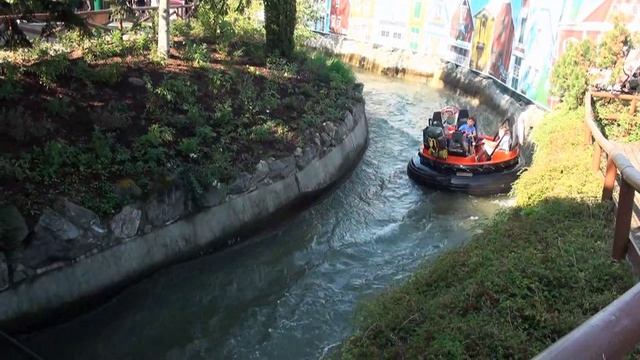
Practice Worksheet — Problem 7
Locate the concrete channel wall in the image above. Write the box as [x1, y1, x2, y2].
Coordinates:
[0, 101, 369, 332]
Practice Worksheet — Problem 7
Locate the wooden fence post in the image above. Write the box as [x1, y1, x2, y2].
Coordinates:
[602, 157, 617, 201]
[612, 178, 636, 260]
[631, 98, 637, 116]
[592, 143, 602, 172]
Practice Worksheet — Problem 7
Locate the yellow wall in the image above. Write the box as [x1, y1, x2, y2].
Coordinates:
[470, 12, 494, 72]
[349, 0, 376, 42]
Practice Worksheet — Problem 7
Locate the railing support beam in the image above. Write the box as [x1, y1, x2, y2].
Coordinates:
[592, 143, 602, 172]
[612, 179, 635, 261]
[602, 157, 617, 201]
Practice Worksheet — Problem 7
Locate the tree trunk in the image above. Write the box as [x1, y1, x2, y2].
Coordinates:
[263, 0, 296, 59]
[157, 0, 170, 58]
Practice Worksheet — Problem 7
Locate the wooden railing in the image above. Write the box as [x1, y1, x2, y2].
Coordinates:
[536, 91, 640, 359]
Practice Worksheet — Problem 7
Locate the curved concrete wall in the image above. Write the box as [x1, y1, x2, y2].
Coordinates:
[0, 102, 368, 331]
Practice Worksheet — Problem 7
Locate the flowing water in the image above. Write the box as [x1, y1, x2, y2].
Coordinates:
[19, 72, 512, 360]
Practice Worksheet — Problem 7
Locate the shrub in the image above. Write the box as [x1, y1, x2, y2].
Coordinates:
[596, 17, 633, 84]
[550, 40, 593, 109]
[73, 61, 122, 85]
[46, 96, 73, 119]
[93, 102, 132, 130]
[0, 62, 22, 100]
[172, 19, 193, 38]
[30, 53, 70, 87]
[183, 41, 210, 67]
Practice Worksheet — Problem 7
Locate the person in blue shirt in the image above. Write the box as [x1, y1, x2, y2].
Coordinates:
[458, 117, 477, 136]
[458, 117, 477, 154]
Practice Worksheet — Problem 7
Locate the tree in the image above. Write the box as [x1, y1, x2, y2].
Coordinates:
[596, 17, 633, 85]
[550, 40, 593, 109]
[157, 0, 170, 58]
[263, 0, 296, 59]
[111, 0, 135, 31]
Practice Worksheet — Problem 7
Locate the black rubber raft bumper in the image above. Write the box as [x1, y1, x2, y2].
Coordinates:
[407, 153, 524, 196]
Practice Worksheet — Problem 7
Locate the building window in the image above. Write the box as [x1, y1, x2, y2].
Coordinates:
[511, 56, 522, 89]
[393, 32, 402, 39]
[381, 30, 390, 37]
[413, 1, 422, 18]
[411, 27, 419, 34]
[518, 18, 527, 44]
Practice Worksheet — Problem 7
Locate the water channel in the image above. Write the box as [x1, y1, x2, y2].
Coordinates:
[19, 72, 511, 360]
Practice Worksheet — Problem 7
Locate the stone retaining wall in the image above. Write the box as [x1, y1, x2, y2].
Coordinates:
[0, 99, 368, 332]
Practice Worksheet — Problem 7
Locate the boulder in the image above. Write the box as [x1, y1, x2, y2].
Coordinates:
[344, 111, 355, 130]
[144, 185, 186, 227]
[22, 228, 75, 268]
[0, 204, 28, 251]
[113, 178, 143, 200]
[37, 208, 81, 241]
[128, 77, 145, 87]
[54, 198, 106, 235]
[296, 146, 318, 170]
[228, 172, 252, 195]
[110, 205, 142, 239]
[252, 160, 270, 184]
[323, 121, 337, 139]
[11, 263, 32, 284]
[268, 156, 296, 180]
[197, 185, 228, 208]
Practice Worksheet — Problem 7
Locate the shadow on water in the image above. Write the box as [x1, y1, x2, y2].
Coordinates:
[16, 72, 512, 360]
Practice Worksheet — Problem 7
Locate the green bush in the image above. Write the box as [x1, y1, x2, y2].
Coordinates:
[550, 40, 593, 109]
[0, 62, 22, 100]
[172, 18, 193, 38]
[29, 53, 70, 87]
[184, 41, 210, 67]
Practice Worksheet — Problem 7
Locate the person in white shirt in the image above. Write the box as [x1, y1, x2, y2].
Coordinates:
[483, 123, 511, 155]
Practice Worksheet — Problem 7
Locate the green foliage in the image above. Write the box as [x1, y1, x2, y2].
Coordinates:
[596, 17, 633, 84]
[550, 40, 593, 109]
[110, 0, 135, 29]
[73, 61, 122, 85]
[0, 62, 22, 100]
[93, 102, 132, 130]
[594, 99, 640, 143]
[29, 53, 70, 87]
[0, 106, 49, 142]
[183, 41, 210, 67]
[171, 19, 193, 38]
[340, 108, 634, 359]
[46, 96, 73, 119]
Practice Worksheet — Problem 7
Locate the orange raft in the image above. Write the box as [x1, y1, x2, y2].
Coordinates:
[407, 108, 524, 195]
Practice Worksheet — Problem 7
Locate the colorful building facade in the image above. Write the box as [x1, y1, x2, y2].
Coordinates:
[311, 0, 332, 33]
[316, 0, 640, 107]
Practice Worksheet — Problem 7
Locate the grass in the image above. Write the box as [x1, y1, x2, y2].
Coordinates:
[338, 107, 635, 359]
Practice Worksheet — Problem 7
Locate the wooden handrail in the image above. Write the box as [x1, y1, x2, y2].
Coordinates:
[533, 281, 640, 360]
[538, 91, 640, 358]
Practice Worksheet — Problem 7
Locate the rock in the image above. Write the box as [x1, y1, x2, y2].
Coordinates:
[128, 77, 145, 87]
[0, 204, 28, 251]
[294, 147, 303, 158]
[297, 146, 319, 169]
[11, 263, 32, 284]
[37, 208, 81, 241]
[228, 172, 252, 194]
[113, 178, 143, 200]
[320, 132, 332, 147]
[268, 156, 296, 180]
[323, 122, 337, 139]
[110, 205, 142, 239]
[344, 111, 355, 130]
[54, 198, 106, 235]
[313, 133, 322, 147]
[144, 185, 186, 227]
[0, 254, 8, 290]
[197, 185, 228, 208]
[22, 228, 75, 268]
[252, 160, 270, 183]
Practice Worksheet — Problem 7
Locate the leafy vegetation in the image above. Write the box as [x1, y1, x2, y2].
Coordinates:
[339, 108, 634, 359]
[550, 40, 593, 110]
[0, 10, 357, 220]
